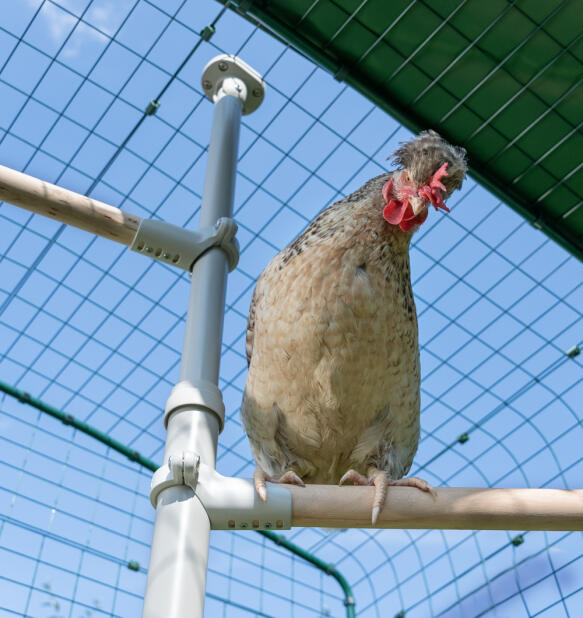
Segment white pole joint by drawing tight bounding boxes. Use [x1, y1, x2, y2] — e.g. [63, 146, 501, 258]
[163, 379, 226, 431]
[130, 216, 239, 272]
[149, 452, 292, 531]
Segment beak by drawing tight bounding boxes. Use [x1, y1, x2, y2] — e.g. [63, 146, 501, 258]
[409, 196, 427, 216]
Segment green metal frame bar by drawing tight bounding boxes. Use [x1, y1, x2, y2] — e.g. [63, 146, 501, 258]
[0, 379, 158, 473]
[0, 379, 356, 617]
[217, 0, 583, 263]
[261, 529, 356, 617]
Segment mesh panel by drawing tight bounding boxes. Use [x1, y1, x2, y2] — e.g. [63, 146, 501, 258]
[0, 1, 581, 617]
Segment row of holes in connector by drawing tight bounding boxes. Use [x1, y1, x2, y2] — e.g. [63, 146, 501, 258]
[135, 240, 181, 264]
[227, 519, 285, 529]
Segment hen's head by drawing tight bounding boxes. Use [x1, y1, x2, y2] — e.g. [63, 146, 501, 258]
[383, 130, 467, 232]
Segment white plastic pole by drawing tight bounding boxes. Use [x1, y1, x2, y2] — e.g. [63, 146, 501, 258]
[142, 65, 256, 617]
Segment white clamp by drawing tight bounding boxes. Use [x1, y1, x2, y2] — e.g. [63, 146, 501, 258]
[164, 379, 225, 431]
[130, 217, 239, 272]
[150, 452, 293, 531]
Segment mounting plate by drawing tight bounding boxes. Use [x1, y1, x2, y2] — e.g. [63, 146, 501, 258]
[201, 54, 265, 115]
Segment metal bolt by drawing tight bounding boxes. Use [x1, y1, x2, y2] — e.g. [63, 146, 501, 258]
[264, 522, 272, 529]
[240, 522, 248, 529]
[203, 80, 213, 90]
[163, 252, 169, 259]
[252, 87, 262, 97]
[218, 61, 228, 71]
[145, 246, 153, 253]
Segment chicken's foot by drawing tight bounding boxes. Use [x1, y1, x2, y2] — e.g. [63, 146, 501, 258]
[254, 467, 305, 502]
[339, 468, 435, 524]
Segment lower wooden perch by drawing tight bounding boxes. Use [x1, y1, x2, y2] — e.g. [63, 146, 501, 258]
[286, 485, 583, 530]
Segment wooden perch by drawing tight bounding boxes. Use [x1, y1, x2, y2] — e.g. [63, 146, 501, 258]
[287, 485, 583, 530]
[0, 164, 141, 245]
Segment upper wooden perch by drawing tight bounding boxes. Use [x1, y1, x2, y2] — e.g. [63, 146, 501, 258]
[287, 485, 583, 530]
[0, 164, 141, 245]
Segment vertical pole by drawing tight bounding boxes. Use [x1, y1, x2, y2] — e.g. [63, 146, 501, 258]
[142, 57, 263, 618]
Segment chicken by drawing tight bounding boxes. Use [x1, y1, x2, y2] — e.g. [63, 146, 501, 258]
[241, 130, 467, 524]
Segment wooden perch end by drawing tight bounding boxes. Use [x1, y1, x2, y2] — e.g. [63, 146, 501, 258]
[286, 485, 583, 531]
[0, 164, 141, 245]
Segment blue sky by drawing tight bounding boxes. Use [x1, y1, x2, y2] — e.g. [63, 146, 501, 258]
[0, 0, 582, 617]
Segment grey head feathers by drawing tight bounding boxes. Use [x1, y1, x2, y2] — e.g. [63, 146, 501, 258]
[392, 130, 468, 199]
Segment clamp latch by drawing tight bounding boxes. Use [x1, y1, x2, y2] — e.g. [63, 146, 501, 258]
[150, 452, 292, 531]
[130, 217, 239, 272]
[150, 452, 201, 502]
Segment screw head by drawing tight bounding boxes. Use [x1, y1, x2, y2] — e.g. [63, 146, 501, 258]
[240, 522, 248, 529]
[252, 87, 262, 97]
[203, 79, 213, 90]
[218, 60, 228, 71]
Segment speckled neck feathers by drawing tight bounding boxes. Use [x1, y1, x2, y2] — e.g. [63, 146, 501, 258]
[278, 171, 411, 272]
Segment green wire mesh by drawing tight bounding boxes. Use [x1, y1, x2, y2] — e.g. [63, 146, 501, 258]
[0, 1, 582, 617]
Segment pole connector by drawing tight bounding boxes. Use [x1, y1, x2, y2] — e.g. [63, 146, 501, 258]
[201, 54, 265, 115]
[164, 379, 226, 430]
[130, 216, 239, 272]
[149, 451, 293, 531]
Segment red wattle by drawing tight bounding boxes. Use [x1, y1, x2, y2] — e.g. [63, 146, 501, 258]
[383, 199, 409, 225]
[381, 178, 394, 203]
[400, 208, 428, 231]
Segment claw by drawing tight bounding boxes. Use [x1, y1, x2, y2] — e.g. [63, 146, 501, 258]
[277, 470, 305, 487]
[367, 470, 435, 526]
[254, 467, 305, 502]
[389, 476, 436, 497]
[254, 467, 268, 502]
[370, 471, 388, 526]
[339, 469, 370, 486]
[339, 468, 386, 525]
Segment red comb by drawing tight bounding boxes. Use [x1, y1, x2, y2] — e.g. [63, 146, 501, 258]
[418, 163, 450, 213]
